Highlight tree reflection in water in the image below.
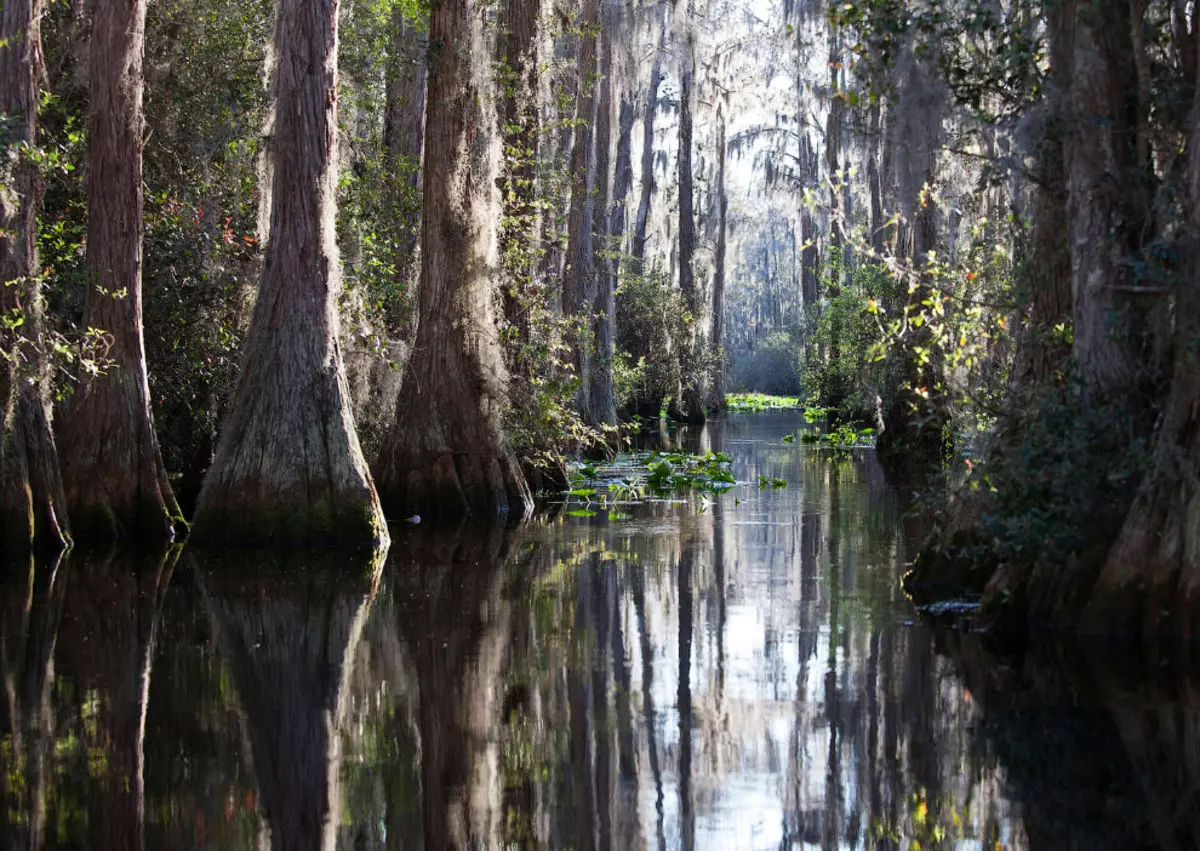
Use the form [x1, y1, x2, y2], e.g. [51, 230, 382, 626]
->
[7, 413, 1200, 848]
[196, 546, 385, 850]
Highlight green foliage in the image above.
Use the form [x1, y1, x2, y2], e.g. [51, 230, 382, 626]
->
[950, 387, 1150, 570]
[802, 261, 897, 425]
[615, 263, 693, 415]
[796, 423, 877, 454]
[725, 392, 801, 413]
[563, 450, 737, 517]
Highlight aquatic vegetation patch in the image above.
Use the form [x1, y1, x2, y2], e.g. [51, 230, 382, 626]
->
[725, 393, 801, 413]
[564, 450, 741, 515]
[790, 423, 876, 453]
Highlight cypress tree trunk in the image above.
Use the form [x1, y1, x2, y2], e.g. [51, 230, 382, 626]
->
[1064, 0, 1161, 406]
[875, 38, 948, 478]
[709, 108, 728, 411]
[59, 0, 184, 545]
[620, 13, 668, 421]
[606, 88, 635, 410]
[1082, 33, 1200, 643]
[825, 22, 843, 291]
[0, 0, 70, 552]
[799, 133, 820, 307]
[374, 0, 532, 521]
[563, 0, 600, 416]
[588, 2, 617, 429]
[191, 0, 387, 547]
[867, 102, 884, 259]
[675, 0, 705, 424]
[631, 14, 665, 267]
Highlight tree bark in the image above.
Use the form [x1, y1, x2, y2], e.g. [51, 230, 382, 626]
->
[825, 22, 844, 290]
[1082, 29, 1200, 644]
[867, 101, 884, 259]
[709, 108, 729, 411]
[875, 38, 949, 477]
[191, 0, 387, 547]
[588, 1, 618, 429]
[675, 0, 705, 424]
[58, 0, 184, 545]
[1063, 0, 1161, 406]
[374, 0, 532, 521]
[563, 0, 601, 416]
[799, 133, 820, 307]
[0, 0, 71, 552]
[631, 14, 666, 268]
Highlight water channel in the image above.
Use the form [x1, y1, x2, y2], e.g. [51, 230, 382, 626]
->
[2, 411, 1195, 849]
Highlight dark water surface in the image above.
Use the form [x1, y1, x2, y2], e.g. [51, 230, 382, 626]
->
[2, 412, 1196, 849]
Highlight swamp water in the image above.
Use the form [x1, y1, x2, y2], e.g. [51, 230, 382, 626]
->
[2, 411, 1196, 849]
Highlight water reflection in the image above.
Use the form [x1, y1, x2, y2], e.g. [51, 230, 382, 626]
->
[3, 412, 1200, 848]
[195, 548, 384, 850]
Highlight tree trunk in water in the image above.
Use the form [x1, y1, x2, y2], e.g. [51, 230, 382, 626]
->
[631, 14, 666, 268]
[588, 3, 617, 429]
[58, 0, 183, 545]
[1082, 34, 1200, 643]
[709, 109, 728, 412]
[563, 0, 600, 416]
[192, 0, 386, 546]
[675, 1, 705, 424]
[197, 549, 383, 851]
[383, 10, 427, 336]
[0, 0, 70, 552]
[374, 0, 532, 521]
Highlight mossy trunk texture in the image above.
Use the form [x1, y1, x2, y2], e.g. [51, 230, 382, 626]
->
[58, 0, 184, 545]
[197, 548, 384, 850]
[374, 0, 531, 522]
[0, 0, 70, 553]
[191, 0, 387, 547]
